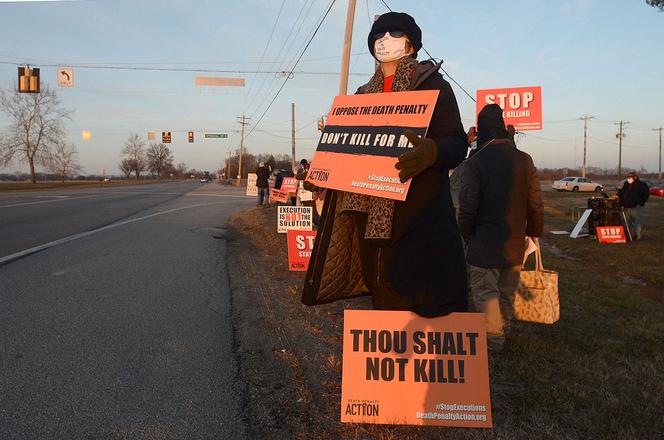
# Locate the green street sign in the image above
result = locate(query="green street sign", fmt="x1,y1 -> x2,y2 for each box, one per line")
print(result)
205,133 -> 228,139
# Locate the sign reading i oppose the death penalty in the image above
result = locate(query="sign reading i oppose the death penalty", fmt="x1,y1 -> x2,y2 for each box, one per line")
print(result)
246,173 -> 257,197
277,206 -> 313,233
306,90 -> 439,201
476,86 -> 542,131
286,230 -> 316,271
341,310 -> 492,428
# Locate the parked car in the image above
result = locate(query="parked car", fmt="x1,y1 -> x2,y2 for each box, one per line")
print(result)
649,182 -> 664,197
552,177 -> 603,192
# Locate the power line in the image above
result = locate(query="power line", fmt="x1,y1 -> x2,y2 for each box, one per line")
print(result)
239,0 -> 288,115
0,60 -> 370,77
243,0 -> 337,142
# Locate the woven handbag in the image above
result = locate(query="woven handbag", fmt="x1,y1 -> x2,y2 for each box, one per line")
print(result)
514,242 -> 560,324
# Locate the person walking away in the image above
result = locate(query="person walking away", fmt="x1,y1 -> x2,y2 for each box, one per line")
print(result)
459,104 -> 544,352
302,12 -> 469,317
617,171 -> 649,240
255,161 -> 270,207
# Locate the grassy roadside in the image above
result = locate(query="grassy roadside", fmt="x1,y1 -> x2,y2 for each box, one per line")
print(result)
0,179 -> 180,191
227,191 -> 664,439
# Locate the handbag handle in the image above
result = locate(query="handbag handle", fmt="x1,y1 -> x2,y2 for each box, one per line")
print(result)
534,240 -> 545,271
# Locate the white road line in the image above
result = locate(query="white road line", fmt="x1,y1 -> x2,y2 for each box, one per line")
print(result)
0,200 -> 247,265
0,194 -> 104,209
0,191 -> 250,208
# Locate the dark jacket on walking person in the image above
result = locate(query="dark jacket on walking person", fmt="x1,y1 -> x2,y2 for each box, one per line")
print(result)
256,164 -> 270,188
459,104 -> 544,268
302,12 -> 469,318
617,174 -> 649,208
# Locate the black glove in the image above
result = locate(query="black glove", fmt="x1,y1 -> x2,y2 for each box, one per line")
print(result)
303,180 -> 321,192
395,130 -> 438,183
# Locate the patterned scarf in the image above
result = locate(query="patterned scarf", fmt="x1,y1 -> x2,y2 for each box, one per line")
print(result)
341,56 -> 419,239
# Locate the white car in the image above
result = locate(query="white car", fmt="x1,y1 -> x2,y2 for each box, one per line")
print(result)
552,177 -> 603,192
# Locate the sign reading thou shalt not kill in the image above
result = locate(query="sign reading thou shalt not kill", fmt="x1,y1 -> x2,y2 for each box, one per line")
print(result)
341,310 -> 492,428
306,90 -> 439,202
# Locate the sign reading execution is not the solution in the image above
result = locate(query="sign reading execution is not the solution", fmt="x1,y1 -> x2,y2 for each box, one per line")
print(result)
277,206 -> 312,233
306,90 -> 439,201
342,310 -> 492,428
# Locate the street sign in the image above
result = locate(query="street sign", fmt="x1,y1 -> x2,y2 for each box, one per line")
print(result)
188,131 -> 194,143
18,67 -> 40,93
57,68 -> 74,87
205,133 -> 228,139
162,131 -> 172,143
195,76 -> 245,87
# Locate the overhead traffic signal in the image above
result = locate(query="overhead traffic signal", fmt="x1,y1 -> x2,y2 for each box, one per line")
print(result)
188,131 -> 194,143
162,131 -> 171,143
18,66 -> 40,93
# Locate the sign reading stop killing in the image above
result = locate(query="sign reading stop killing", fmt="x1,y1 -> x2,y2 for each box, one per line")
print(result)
476,86 -> 542,131
306,90 -> 439,201
286,230 -> 316,271
341,310 -> 492,428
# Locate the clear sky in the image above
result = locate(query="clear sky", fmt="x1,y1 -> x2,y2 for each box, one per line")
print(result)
0,0 -> 662,176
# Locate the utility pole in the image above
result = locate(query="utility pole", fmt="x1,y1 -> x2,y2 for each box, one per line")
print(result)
291,102 -> 296,171
614,120 -> 629,177
655,127 -> 663,181
338,0 -> 357,96
579,115 -> 594,177
236,115 -> 250,187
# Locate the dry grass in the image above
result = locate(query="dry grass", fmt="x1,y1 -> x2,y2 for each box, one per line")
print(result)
228,194 -> 664,439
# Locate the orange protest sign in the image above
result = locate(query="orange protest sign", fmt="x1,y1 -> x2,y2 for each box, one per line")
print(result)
270,188 -> 289,203
341,310 -> 491,428
286,230 -> 316,271
476,86 -> 542,131
281,177 -> 298,194
596,226 -> 627,243
306,90 -> 439,201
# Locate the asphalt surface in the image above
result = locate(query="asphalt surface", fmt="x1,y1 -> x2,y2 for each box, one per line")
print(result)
0,182 -> 253,439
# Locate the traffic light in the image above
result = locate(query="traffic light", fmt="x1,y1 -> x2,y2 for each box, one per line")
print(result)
188,131 -> 194,143
18,67 -> 40,93
162,131 -> 171,143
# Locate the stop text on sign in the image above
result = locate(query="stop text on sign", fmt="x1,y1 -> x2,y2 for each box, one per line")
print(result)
476,86 -> 542,131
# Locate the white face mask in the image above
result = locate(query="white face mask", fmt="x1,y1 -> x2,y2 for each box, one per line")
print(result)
374,33 -> 408,63
627,177 -> 635,184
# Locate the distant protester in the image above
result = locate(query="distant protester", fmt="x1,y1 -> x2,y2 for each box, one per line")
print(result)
302,11 -> 469,317
618,171 -> 650,240
459,104 -> 544,352
255,162 -> 270,207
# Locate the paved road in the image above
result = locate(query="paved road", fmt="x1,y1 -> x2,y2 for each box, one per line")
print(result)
0,182 -> 253,439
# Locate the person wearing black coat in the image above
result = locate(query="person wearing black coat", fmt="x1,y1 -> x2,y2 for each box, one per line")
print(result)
302,12 -> 469,318
617,171 -> 650,240
255,162 -> 270,206
458,104 -> 544,352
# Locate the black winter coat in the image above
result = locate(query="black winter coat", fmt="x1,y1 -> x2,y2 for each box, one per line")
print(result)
458,139 -> 544,268
302,60 -> 469,317
618,179 -> 649,208
256,167 -> 270,188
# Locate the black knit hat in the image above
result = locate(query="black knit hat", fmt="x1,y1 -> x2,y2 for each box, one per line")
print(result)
368,12 -> 422,59
477,104 -> 510,148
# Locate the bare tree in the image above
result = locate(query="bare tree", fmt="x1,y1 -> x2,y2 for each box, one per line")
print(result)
647,0 -> 664,10
176,162 -> 187,178
118,158 -> 133,179
0,83 -> 72,183
146,143 -> 174,181
47,142 -> 82,182
121,133 -> 146,181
